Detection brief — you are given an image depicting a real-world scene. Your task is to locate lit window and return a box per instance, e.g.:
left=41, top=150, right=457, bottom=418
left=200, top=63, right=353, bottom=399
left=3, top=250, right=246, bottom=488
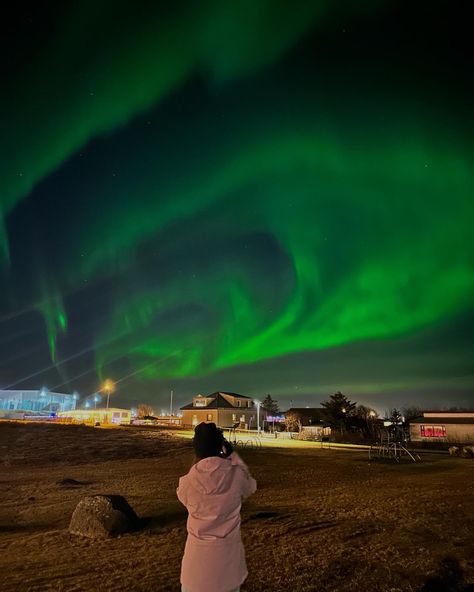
left=207, top=414, right=213, bottom=421
left=232, top=414, right=237, bottom=421
left=420, top=425, right=446, bottom=437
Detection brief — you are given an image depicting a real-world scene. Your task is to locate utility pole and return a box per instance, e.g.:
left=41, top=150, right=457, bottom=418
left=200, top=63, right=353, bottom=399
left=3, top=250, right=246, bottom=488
left=169, top=390, right=173, bottom=425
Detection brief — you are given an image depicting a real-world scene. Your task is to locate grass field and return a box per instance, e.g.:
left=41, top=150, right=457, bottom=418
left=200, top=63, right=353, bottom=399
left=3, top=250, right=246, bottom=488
left=1, top=421, right=473, bottom=591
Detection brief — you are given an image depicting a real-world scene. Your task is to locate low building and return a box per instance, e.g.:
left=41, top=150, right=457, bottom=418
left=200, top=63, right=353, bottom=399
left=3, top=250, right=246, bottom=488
left=0, top=389, right=76, bottom=416
left=132, top=415, right=182, bottom=426
left=181, top=392, right=256, bottom=429
left=57, top=407, right=131, bottom=425
left=282, top=407, right=330, bottom=433
left=409, top=411, right=474, bottom=444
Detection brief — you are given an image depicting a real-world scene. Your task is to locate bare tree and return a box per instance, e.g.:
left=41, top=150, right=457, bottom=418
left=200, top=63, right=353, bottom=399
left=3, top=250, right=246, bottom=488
left=284, top=411, right=302, bottom=433
left=355, top=405, right=379, bottom=437
left=402, top=405, right=423, bottom=421
left=137, top=403, right=154, bottom=418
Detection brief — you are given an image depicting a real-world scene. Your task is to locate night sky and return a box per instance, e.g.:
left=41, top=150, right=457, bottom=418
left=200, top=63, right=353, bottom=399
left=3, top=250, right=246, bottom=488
left=1, top=1, right=473, bottom=412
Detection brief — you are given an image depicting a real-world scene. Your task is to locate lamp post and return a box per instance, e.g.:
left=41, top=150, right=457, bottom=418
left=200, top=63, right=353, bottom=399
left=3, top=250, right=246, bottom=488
left=101, top=379, right=115, bottom=409
left=72, top=391, right=79, bottom=411
left=39, top=387, right=49, bottom=412
left=254, top=400, right=261, bottom=433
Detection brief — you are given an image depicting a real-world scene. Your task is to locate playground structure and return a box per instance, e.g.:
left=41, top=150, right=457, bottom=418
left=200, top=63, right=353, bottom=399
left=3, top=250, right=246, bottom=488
left=227, top=423, right=262, bottom=450
left=369, top=428, right=421, bottom=462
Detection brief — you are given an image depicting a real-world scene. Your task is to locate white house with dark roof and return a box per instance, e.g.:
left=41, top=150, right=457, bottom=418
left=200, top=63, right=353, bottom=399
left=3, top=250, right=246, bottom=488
left=409, top=411, right=474, bottom=443
left=180, top=392, right=256, bottom=429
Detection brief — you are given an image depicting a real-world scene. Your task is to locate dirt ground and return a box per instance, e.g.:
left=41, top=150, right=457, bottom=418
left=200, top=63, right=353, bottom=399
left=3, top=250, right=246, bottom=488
left=1, top=422, right=473, bottom=592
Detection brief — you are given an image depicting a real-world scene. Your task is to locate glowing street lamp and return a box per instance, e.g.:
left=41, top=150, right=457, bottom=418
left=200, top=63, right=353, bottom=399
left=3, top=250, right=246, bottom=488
left=94, top=394, right=101, bottom=409
left=39, top=386, right=51, bottom=411
left=101, top=379, right=116, bottom=409
left=72, top=391, right=80, bottom=411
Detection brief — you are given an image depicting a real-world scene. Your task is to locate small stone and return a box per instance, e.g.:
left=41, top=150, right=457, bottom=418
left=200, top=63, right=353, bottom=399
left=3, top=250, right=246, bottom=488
left=58, top=478, right=83, bottom=487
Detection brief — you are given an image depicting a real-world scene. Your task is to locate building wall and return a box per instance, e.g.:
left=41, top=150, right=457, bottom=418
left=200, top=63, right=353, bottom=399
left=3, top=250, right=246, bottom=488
left=0, top=390, right=76, bottom=413
left=217, top=409, right=256, bottom=429
left=301, top=426, right=331, bottom=436
left=58, top=408, right=131, bottom=425
left=182, top=409, right=217, bottom=427
left=181, top=408, right=256, bottom=429
left=220, top=394, right=254, bottom=410
left=410, top=423, right=474, bottom=443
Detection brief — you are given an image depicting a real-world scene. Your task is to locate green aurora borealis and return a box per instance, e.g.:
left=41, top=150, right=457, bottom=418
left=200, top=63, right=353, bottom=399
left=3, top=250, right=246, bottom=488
left=1, top=1, right=473, bottom=408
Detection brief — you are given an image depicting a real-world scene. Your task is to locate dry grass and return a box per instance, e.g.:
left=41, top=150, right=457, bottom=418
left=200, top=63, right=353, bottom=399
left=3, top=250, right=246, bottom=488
left=0, top=421, right=473, bottom=591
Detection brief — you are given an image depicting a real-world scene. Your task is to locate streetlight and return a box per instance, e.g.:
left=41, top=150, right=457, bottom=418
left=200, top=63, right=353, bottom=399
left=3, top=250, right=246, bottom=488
left=94, top=394, right=101, bottom=409
left=72, top=391, right=80, bottom=412
left=101, top=379, right=115, bottom=409
left=254, top=400, right=261, bottom=433
left=340, top=407, right=347, bottom=436
left=39, top=386, right=50, bottom=411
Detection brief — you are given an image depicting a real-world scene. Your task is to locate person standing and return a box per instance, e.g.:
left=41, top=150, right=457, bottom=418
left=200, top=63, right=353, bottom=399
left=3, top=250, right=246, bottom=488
left=177, top=422, right=257, bottom=592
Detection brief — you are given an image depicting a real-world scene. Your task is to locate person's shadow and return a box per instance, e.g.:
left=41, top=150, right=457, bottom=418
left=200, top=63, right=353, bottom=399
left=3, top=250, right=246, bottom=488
left=138, top=509, right=187, bottom=532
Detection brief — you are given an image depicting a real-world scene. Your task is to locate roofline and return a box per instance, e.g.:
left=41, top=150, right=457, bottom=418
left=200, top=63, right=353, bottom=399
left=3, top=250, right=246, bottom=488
left=180, top=405, right=255, bottom=410
left=0, top=390, right=73, bottom=396
left=209, top=392, right=252, bottom=399
left=422, top=410, right=474, bottom=413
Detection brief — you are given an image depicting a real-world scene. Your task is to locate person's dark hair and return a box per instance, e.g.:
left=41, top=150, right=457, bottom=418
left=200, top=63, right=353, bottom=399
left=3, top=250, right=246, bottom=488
left=193, top=422, right=224, bottom=459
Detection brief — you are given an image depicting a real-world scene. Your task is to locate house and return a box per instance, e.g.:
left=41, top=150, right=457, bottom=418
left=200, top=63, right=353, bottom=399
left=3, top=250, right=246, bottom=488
left=282, top=407, right=331, bottom=436
left=180, top=392, right=256, bottom=429
left=409, top=411, right=474, bottom=444
left=57, top=407, right=132, bottom=425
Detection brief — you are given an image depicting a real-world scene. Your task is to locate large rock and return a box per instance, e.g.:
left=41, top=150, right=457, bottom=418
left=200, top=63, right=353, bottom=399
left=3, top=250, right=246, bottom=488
left=69, top=495, right=139, bottom=538
left=460, top=447, right=474, bottom=458
left=448, top=446, right=459, bottom=457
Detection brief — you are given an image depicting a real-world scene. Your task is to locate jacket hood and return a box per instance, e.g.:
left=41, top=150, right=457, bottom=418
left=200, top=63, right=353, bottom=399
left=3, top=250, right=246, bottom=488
left=190, top=456, right=235, bottom=495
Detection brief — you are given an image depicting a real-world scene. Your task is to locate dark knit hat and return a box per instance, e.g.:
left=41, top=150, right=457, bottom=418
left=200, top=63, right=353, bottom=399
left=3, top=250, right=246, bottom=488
left=193, top=422, right=224, bottom=459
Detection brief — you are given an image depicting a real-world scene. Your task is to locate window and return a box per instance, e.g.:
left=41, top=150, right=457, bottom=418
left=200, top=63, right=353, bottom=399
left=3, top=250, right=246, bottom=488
left=232, top=414, right=237, bottom=421
left=247, top=401, right=251, bottom=407
left=207, top=414, right=213, bottom=421
left=420, top=425, right=446, bottom=438
left=237, top=400, right=241, bottom=407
